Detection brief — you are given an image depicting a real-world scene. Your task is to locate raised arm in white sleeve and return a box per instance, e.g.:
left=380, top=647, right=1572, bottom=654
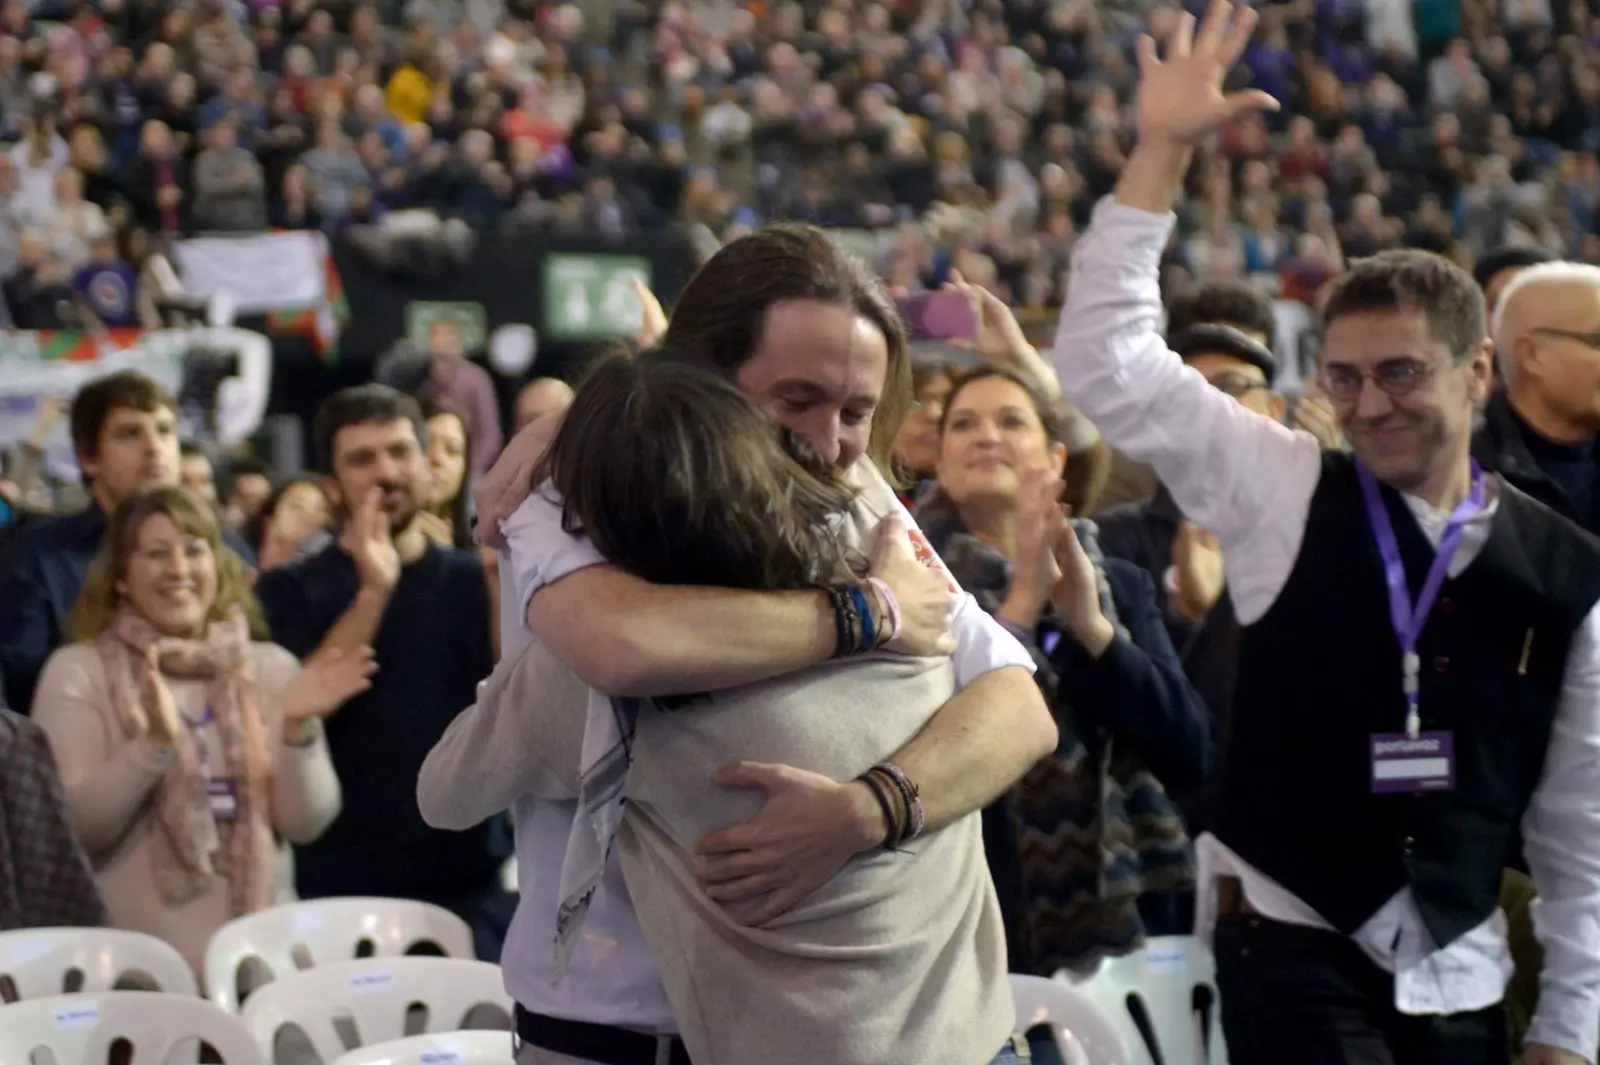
left=1052, top=187, right=1323, bottom=622
left=1522, top=602, right=1600, bottom=1063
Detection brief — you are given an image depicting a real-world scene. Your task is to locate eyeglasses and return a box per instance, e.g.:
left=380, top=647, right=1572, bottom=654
left=1207, top=373, right=1270, bottom=399
left=1318, top=358, right=1438, bottom=401
left=1532, top=327, right=1600, bottom=352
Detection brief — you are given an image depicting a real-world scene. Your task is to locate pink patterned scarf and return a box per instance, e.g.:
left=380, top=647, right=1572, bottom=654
left=96, top=607, right=275, bottom=918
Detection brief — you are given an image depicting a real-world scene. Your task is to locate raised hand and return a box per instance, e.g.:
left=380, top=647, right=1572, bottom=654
left=1133, top=0, right=1278, bottom=148
left=284, top=646, right=379, bottom=723
left=341, top=487, right=400, bottom=594
left=630, top=276, right=669, bottom=349
left=867, top=513, right=956, bottom=657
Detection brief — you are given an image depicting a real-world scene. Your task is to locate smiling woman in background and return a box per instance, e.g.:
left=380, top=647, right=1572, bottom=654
left=917, top=365, right=1212, bottom=995
left=30, top=485, right=372, bottom=973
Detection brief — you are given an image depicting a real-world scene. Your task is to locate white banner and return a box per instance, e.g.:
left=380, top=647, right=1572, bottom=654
left=173, top=231, right=330, bottom=315
left=0, top=327, right=273, bottom=479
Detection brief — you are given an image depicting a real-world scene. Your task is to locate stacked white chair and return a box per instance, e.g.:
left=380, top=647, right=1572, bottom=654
left=330, top=1029, right=516, bottom=1065
left=1070, top=936, right=1229, bottom=1065
left=204, top=897, right=476, bottom=1011
left=1011, top=973, right=1132, bottom=1065
left=0, top=927, right=197, bottom=1000
left=0, top=991, right=264, bottom=1064
left=239, top=956, right=510, bottom=1061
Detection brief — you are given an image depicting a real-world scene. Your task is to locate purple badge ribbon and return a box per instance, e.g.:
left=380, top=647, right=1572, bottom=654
left=1355, top=460, right=1486, bottom=737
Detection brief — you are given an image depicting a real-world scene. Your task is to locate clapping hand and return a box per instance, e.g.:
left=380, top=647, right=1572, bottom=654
left=143, top=643, right=183, bottom=749
left=284, top=646, right=378, bottom=724
left=341, top=487, right=400, bottom=594
left=998, top=469, right=1067, bottom=632
left=1051, top=517, right=1116, bottom=659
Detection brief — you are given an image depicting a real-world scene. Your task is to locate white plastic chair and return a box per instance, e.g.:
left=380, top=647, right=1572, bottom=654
left=0, top=991, right=265, bottom=1064
left=239, top=957, right=510, bottom=1062
left=204, top=897, right=475, bottom=1011
left=1011, top=974, right=1132, bottom=1065
left=330, top=1029, right=516, bottom=1065
left=0, top=927, right=198, bottom=1000
left=1069, top=936, right=1229, bottom=1065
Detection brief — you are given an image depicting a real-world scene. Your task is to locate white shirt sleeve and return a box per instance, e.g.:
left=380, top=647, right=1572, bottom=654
left=1523, top=600, right=1600, bottom=1062
left=1052, top=198, right=1325, bottom=623
left=885, top=491, right=1036, bottom=690
left=500, top=483, right=607, bottom=632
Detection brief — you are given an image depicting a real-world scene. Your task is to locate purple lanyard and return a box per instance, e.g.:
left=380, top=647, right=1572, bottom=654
left=1355, top=460, right=1486, bottom=737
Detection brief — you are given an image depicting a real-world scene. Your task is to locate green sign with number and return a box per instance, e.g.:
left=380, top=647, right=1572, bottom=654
left=543, top=254, right=652, bottom=341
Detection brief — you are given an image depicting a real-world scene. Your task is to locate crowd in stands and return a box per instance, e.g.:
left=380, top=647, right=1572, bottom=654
left=4, top=1, right=1600, bottom=1063
left=4, top=0, right=1600, bottom=331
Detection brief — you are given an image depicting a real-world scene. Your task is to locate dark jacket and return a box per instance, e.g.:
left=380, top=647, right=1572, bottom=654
left=922, top=506, right=1212, bottom=966
left=1472, top=389, right=1596, bottom=532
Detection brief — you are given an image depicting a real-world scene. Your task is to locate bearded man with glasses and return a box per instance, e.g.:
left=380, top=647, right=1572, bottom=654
left=1052, top=3, right=1600, bottom=1063
left=1473, top=262, right=1600, bottom=538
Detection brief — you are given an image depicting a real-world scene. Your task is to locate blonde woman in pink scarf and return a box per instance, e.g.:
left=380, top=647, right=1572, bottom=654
left=31, top=485, right=371, bottom=974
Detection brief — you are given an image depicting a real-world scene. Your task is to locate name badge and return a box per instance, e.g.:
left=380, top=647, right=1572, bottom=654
left=206, top=779, right=239, bottom=821
left=1370, top=732, right=1455, bottom=794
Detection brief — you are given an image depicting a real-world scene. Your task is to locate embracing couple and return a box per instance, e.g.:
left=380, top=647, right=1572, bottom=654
left=417, top=220, right=1058, bottom=1065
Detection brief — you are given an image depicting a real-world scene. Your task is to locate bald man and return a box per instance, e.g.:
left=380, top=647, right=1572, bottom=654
left=1473, top=261, right=1600, bottom=536
left=513, top=377, right=574, bottom=432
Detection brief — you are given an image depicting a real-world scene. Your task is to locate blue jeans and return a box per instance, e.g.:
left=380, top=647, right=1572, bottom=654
left=991, top=1034, right=1034, bottom=1064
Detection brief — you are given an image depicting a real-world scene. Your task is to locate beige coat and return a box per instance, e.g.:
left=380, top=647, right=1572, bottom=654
left=31, top=642, right=341, bottom=974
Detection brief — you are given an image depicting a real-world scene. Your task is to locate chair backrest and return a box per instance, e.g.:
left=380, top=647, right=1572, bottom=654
left=0, top=991, right=265, bottom=1065
left=1011, top=974, right=1132, bottom=1065
left=239, top=957, right=510, bottom=1062
left=329, top=1030, right=516, bottom=1065
left=0, top=928, right=198, bottom=1000
left=204, top=898, right=475, bottom=1011
left=1070, top=936, right=1229, bottom=1065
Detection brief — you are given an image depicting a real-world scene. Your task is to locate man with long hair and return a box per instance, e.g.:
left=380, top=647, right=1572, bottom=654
left=459, top=223, right=1055, bottom=1065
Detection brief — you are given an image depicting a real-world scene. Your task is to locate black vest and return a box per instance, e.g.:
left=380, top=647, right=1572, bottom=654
left=1217, top=454, right=1600, bottom=947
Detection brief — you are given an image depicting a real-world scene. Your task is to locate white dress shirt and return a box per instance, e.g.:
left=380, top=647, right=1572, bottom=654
left=1053, top=198, right=1600, bottom=1062
left=494, top=466, right=1036, bottom=1035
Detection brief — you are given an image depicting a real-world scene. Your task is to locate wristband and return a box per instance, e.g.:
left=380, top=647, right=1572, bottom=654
left=828, top=587, right=854, bottom=658
left=847, top=584, right=875, bottom=653
left=864, top=577, right=902, bottom=646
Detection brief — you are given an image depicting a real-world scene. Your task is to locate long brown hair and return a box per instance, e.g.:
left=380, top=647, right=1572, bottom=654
left=70, top=485, right=267, bottom=641
left=661, top=223, right=911, bottom=477
left=536, top=351, right=859, bottom=591
left=938, top=364, right=1111, bottom=515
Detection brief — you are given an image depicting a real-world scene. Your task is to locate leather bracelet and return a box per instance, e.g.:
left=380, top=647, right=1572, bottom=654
left=874, top=762, right=924, bottom=843
left=828, top=587, right=853, bottom=658
left=859, top=770, right=901, bottom=849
